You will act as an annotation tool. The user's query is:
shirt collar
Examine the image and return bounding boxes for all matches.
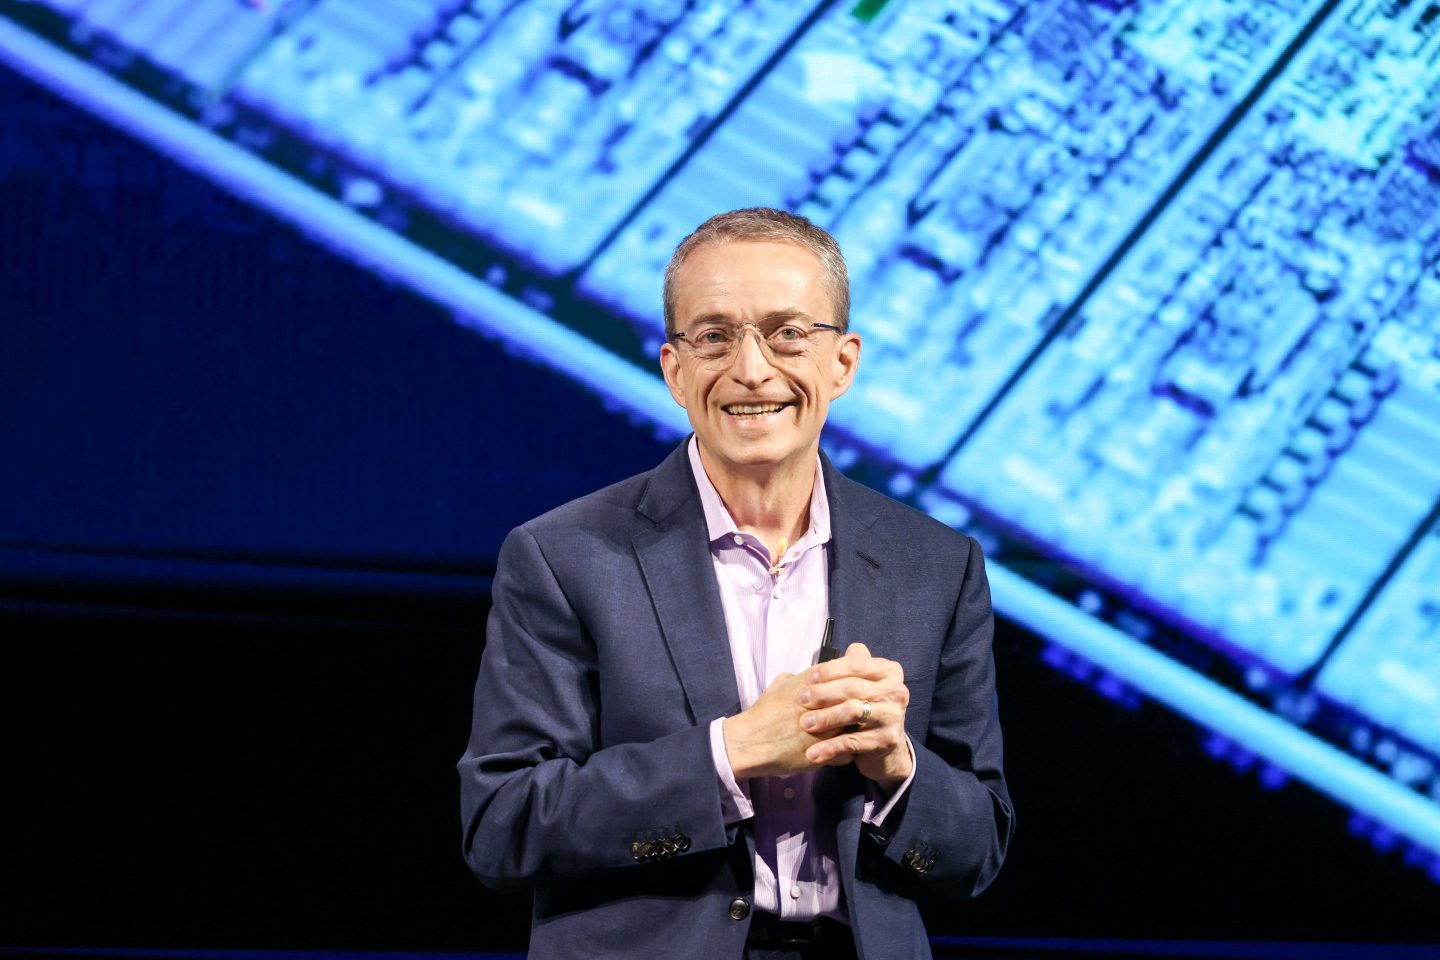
[687,436,831,546]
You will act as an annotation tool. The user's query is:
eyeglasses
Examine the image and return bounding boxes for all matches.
[671,320,841,362]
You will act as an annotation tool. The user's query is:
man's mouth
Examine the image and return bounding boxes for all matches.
[722,402,789,420]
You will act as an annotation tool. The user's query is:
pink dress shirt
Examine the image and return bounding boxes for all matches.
[692,439,912,923]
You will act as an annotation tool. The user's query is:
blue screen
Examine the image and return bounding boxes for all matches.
[2,0,1437,879]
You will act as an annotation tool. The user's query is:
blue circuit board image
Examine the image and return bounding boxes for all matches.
[2,0,1437,876]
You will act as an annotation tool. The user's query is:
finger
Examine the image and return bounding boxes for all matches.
[806,652,900,686]
[800,698,892,735]
[805,714,910,763]
[799,700,859,733]
[841,697,874,734]
[805,730,874,765]
[798,675,894,709]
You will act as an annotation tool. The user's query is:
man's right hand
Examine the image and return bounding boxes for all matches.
[722,672,830,780]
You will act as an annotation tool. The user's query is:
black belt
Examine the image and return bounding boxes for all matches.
[745,913,855,953]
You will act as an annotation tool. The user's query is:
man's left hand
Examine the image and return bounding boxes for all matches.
[796,642,912,790]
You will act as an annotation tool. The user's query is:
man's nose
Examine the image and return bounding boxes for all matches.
[727,327,775,383]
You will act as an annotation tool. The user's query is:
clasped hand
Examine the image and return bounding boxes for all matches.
[722,643,912,790]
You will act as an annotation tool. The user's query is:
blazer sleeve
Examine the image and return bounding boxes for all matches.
[457,525,733,892]
[864,536,1015,900]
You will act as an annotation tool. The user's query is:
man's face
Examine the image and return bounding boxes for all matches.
[660,240,861,481]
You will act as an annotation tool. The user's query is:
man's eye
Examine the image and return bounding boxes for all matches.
[696,329,732,345]
[772,326,806,342]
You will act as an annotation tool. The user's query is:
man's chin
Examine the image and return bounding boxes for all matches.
[698,432,814,474]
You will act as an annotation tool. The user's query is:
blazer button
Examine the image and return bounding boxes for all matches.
[630,842,644,861]
[729,897,750,921]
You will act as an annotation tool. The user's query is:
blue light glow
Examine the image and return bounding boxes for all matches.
[3,0,1437,866]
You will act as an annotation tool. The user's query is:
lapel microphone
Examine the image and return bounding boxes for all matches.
[768,537,788,577]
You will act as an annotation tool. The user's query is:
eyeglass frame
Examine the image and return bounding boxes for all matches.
[668,317,844,363]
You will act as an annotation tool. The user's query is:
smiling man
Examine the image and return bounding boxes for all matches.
[459,208,1013,960]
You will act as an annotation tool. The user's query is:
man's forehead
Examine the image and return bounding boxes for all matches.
[681,237,821,268]
[673,241,829,308]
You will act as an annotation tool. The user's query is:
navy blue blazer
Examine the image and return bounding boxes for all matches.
[459,442,1013,959]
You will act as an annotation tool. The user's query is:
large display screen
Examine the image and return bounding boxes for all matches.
[2,0,1436,878]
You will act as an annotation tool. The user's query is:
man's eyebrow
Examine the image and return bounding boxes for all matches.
[686,309,814,325]
[760,310,813,323]
[686,312,731,327]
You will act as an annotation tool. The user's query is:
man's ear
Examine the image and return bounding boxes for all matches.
[830,332,862,400]
[659,341,688,408]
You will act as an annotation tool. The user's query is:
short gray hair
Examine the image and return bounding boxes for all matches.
[662,207,850,338]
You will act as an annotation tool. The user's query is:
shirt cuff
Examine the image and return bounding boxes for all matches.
[709,716,754,825]
[862,733,916,827]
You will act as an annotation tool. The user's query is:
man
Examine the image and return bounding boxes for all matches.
[459,208,1013,959]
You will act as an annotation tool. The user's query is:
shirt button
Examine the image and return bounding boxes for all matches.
[783,787,796,800]
[732,534,744,546]
[790,885,802,900]
[772,589,781,599]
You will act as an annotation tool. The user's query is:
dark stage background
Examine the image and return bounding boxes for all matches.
[3,64,1438,954]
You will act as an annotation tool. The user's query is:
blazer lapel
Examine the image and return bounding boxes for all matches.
[822,453,892,664]
[820,454,896,846]
[632,444,742,725]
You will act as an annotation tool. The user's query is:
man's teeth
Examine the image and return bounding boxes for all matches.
[725,403,786,416]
